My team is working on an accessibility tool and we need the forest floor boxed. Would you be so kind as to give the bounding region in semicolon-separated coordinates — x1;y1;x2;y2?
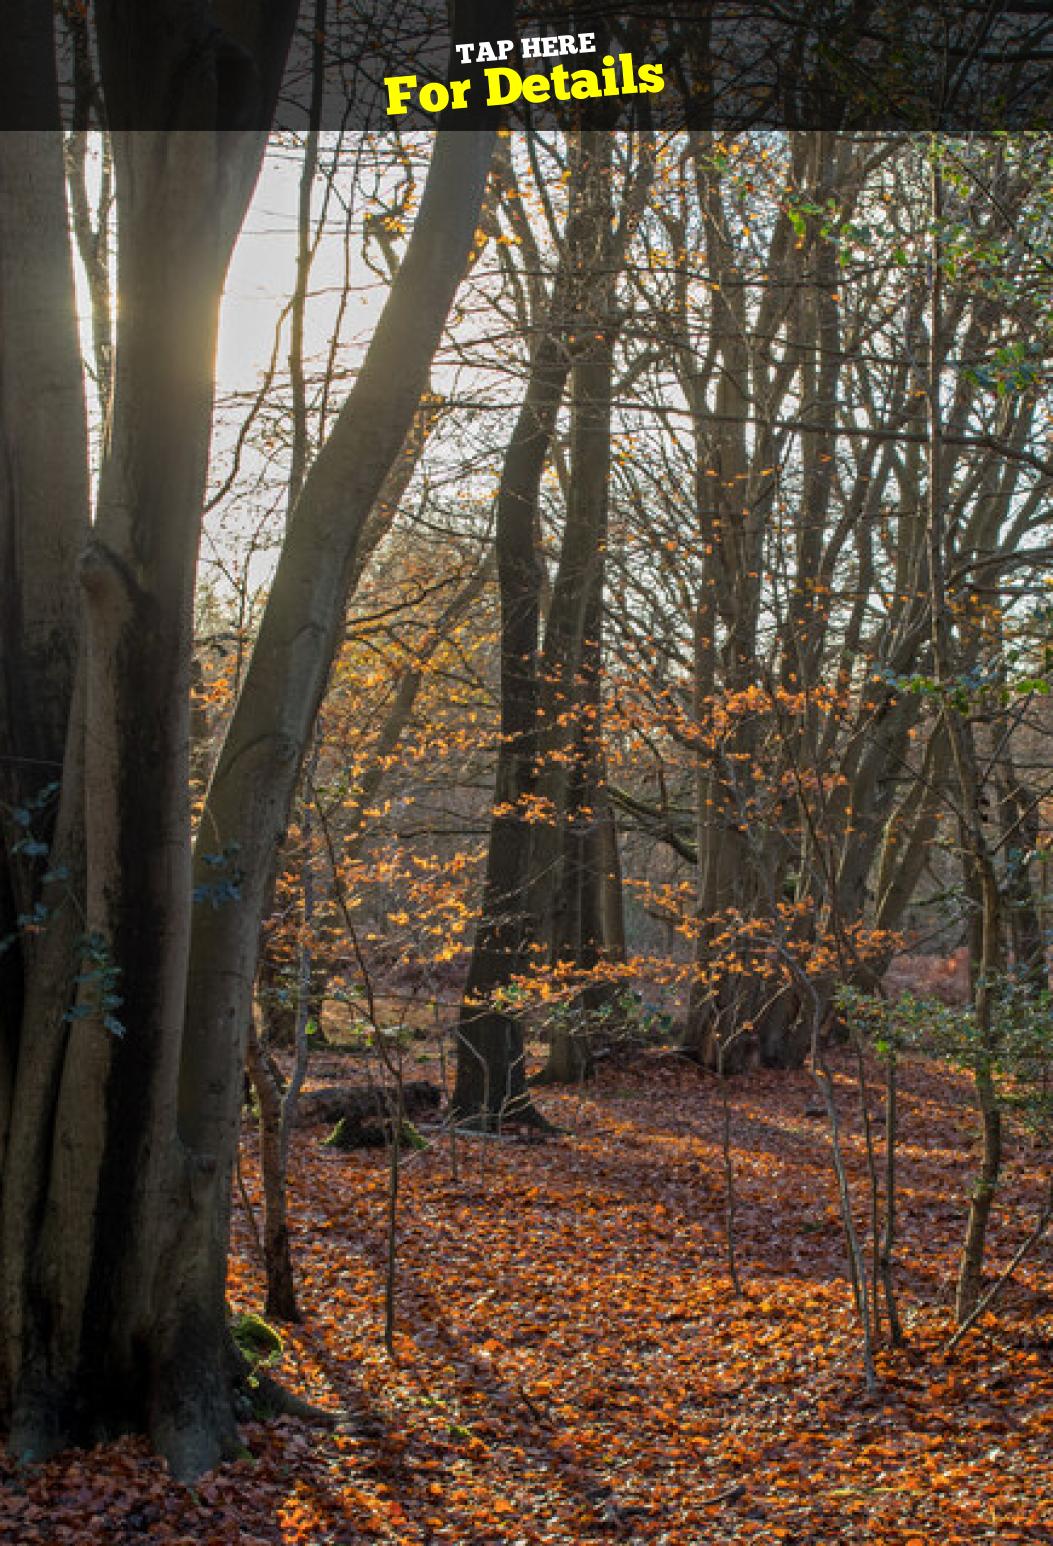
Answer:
1;1042;1051;1544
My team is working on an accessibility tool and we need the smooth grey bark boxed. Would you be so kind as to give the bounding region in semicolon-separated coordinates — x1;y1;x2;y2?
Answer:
0;125;90;1162
452;140;605;1120
0;0;312;1480
4;127;274;1477
455;131;651;1117
4;0;62;130
0;125;91;1431
0;129;88;873
451;274;576;1125
679;130;787;1069
535;133;622;1086
2;108;497;1475
246;1017;305;1322
178;128;499;1404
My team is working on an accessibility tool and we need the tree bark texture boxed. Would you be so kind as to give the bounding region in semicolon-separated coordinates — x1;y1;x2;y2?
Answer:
0;0;501;1476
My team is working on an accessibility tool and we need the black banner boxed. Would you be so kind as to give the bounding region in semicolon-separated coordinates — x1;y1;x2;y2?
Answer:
11;0;1053;131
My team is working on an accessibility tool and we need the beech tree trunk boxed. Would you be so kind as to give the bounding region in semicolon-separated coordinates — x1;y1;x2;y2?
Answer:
536;133;623;1086
246;1023;303;1322
0;0;307;1469
0;35;280;1462
452;268;575;1126
0;0;502;1477
455;130;650;1115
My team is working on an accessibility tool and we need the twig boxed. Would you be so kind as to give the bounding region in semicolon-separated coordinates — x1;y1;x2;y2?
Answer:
944;1179;1053;1355
234;1139;265;1267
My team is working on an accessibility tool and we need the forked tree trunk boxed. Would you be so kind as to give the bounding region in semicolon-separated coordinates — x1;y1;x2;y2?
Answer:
678;132;773;1070
2;116;276;1471
537;134;620;1086
0;0;502;1476
0;118;92;1441
456;130;649;1114
452;273;575;1126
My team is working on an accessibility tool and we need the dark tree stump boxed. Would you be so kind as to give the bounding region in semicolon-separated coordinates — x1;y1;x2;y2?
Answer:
297;1080;442;1148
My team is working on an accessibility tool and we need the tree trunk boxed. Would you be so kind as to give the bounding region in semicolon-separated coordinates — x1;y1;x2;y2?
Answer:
0;0;304;1473
2;118;279;1473
538;134;620;1083
1;0;500;1477
997;750;1046;989
246;1025;300;1322
0;119;92;1437
174;124;498;1456
926;154;1005;1327
452;265;576;1125
458;131;643;1103
679;134;772;1068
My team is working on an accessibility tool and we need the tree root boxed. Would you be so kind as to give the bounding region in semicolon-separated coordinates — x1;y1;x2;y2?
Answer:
250;1370;339;1426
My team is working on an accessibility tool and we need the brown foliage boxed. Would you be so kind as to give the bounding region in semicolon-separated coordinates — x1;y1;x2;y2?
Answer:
2;1050;1050;1543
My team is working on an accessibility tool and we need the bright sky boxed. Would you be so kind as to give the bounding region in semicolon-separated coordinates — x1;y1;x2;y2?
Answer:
74;136;413;598
218;141;388;400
